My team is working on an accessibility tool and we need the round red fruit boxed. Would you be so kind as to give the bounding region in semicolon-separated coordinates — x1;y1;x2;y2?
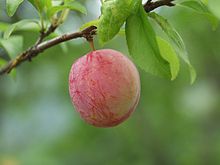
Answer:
69;49;140;127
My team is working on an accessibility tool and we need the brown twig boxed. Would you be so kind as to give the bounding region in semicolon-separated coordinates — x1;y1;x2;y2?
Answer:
0;0;175;75
35;24;58;45
0;26;97;75
144;0;175;12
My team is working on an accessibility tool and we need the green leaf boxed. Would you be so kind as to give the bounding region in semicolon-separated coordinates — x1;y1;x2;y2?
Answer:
6;0;24;17
149;13;185;56
118;28;126;36
157;37;180;80
80;19;99;31
149;12;196;83
0;22;10;32
0;58;7;67
180;0;209;12
28;0;52;13
201;0;208;5
0;36;23;59
16;22;41;32
45;0;52;9
4;19;39;39
98;0;141;45
52;0;63;6
126;6;170;78
179;0;219;30
48;1;87;17
64;0;76;3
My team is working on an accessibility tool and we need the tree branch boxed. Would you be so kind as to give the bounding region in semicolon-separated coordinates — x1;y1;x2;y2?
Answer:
0;0;175;75
35;24;58;45
0;26;97;75
144;0;175;12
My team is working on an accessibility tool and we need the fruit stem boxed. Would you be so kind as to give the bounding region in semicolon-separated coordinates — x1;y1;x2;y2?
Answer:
89;40;96;51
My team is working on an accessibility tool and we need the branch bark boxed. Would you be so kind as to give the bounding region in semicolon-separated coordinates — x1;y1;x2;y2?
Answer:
144;0;175;12
0;0;175;75
0;26;97;75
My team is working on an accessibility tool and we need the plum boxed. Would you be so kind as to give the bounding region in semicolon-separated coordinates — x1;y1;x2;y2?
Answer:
69;49;140;127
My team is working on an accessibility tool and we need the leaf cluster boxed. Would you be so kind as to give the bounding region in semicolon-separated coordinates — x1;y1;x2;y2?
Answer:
0;0;219;83
84;0;218;83
1;0;86;77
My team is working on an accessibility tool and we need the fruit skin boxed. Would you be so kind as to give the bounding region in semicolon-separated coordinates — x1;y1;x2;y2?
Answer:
69;49;140;127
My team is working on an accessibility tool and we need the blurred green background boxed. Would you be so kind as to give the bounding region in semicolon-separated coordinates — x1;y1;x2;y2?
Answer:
1;0;220;165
